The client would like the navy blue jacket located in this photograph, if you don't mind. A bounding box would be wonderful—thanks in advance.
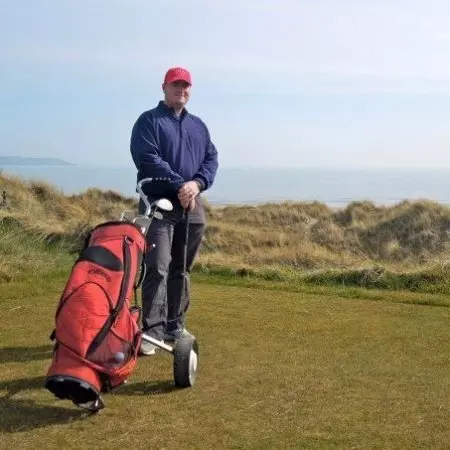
[130,101,219,200]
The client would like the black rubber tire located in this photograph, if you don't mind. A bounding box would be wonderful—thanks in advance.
[173,336,199,388]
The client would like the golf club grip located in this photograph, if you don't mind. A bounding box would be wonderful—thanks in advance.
[137,177,171,192]
[141,177,171,183]
[150,177,171,183]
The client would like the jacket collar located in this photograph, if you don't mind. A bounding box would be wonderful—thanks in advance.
[157,100,188,120]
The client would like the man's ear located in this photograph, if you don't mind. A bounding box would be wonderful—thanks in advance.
[162,83,166,93]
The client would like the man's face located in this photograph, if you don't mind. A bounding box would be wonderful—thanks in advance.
[163,80,191,108]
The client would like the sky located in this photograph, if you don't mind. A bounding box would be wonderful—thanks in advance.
[2,0,450,169]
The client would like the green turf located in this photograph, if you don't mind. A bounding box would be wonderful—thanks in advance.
[0,276,449,449]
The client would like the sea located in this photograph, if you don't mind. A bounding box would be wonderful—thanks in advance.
[2,165,450,208]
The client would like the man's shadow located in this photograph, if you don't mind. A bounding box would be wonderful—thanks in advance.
[0,344,53,363]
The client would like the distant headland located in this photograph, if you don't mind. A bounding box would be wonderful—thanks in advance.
[0,156,75,166]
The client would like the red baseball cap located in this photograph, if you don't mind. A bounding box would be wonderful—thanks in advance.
[163,67,192,85]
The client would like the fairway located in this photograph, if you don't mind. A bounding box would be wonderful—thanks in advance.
[1,279,449,449]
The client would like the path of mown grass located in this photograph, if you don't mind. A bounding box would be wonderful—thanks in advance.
[1,274,449,449]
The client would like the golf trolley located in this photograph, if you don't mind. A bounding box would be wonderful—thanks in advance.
[44,177,199,412]
[123,178,199,388]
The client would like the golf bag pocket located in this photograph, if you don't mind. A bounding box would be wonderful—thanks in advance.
[86,308,142,371]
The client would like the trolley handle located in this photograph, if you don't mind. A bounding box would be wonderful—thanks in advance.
[137,177,171,217]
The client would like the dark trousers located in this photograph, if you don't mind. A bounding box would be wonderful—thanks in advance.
[138,197,206,340]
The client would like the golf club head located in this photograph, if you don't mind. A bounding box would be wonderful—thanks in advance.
[136,178,173,217]
[152,198,173,212]
[132,216,152,235]
[120,210,135,222]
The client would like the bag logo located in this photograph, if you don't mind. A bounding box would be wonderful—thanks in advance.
[88,268,111,282]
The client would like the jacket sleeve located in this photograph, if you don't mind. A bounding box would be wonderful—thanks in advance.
[193,127,219,191]
[130,113,185,195]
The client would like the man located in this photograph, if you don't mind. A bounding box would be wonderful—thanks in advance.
[130,67,219,355]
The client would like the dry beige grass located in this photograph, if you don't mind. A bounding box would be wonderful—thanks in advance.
[0,173,136,246]
[2,172,450,286]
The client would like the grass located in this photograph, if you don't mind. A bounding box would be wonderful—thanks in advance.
[1,270,449,449]
[1,173,450,447]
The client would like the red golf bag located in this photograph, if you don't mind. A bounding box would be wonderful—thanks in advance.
[44,220,147,411]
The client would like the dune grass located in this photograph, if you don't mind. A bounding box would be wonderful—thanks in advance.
[1,272,449,449]
[3,171,450,293]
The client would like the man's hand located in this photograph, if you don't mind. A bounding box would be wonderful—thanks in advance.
[187,197,196,212]
[178,195,196,211]
[177,181,200,209]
